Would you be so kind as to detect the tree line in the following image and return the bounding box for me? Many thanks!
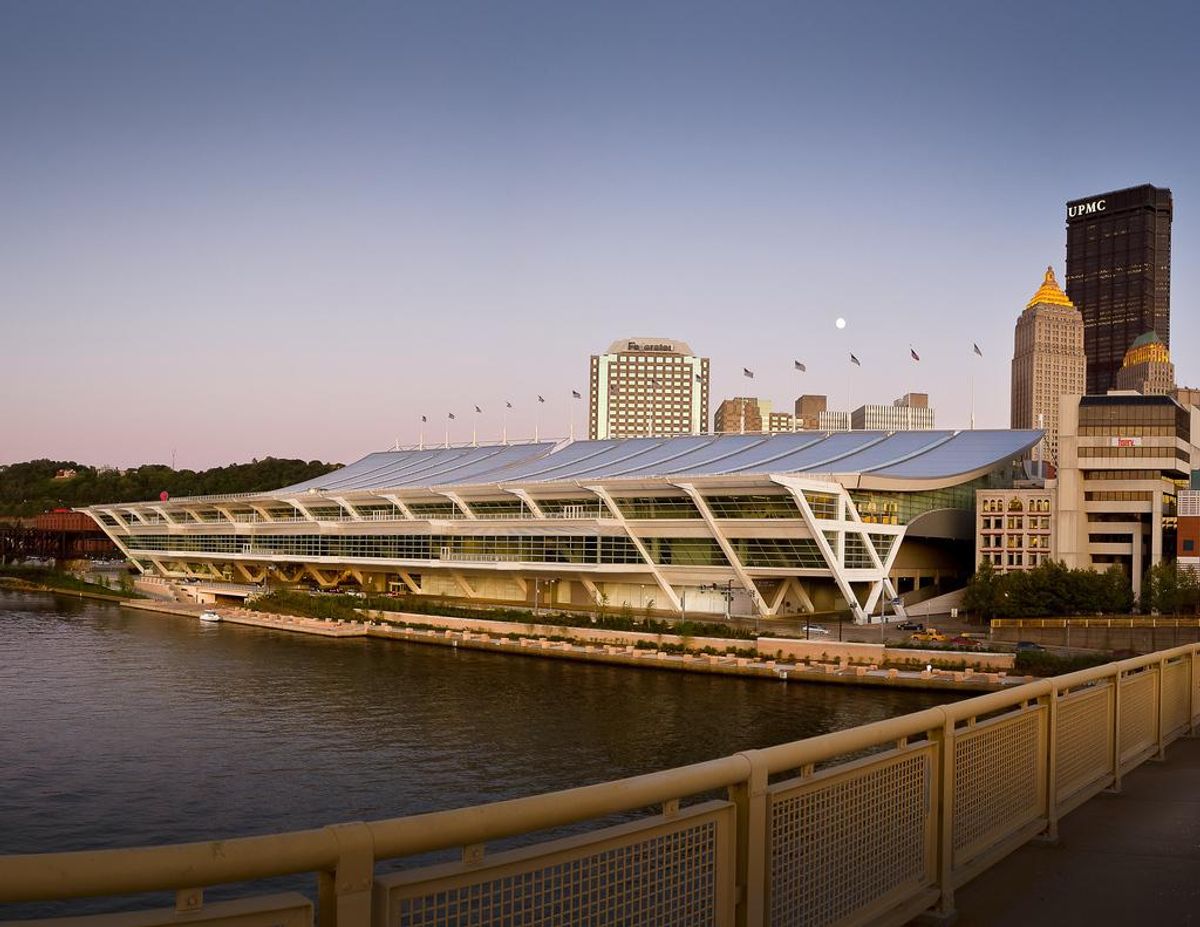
[964,558,1200,618]
[0,458,341,517]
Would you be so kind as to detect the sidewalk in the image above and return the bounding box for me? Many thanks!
[950,734,1200,925]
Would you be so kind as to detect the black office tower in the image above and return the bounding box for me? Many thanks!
[1065,184,1172,395]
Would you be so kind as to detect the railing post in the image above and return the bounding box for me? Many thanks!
[1041,684,1060,843]
[1156,657,1167,760]
[1109,666,1123,793]
[1192,646,1199,736]
[318,822,375,927]
[729,749,769,927]
[930,710,956,920]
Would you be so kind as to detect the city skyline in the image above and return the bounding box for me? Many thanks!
[3,1,1199,469]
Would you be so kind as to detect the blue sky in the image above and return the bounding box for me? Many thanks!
[3,0,1197,467]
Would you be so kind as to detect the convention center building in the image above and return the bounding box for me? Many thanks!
[83,430,1040,622]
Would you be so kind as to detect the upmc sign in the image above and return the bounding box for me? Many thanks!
[1067,199,1106,218]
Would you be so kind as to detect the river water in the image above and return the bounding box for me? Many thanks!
[0,590,954,917]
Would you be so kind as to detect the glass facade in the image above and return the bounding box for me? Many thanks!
[125,533,645,565]
[1065,185,1172,394]
[705,495,801,519]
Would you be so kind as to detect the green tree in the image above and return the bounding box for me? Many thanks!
[964,559,1004,619]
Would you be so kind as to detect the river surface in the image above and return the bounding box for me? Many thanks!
[0,590,955,917]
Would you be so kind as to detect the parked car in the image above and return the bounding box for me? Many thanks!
[897,620,925,631]
[799,624,831,636]
[910,628,948,643]
[1016,640,1046,652]
[948,635,982,650]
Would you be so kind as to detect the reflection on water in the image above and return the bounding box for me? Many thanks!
[0,590,954,915]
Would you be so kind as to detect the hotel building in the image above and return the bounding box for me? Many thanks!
[589,339,709,439]
[1010,266,1086,466]
[82,429,1041,623]
[1065,184,1173,395]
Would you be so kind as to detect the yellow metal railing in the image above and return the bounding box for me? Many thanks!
[2,644,1197,927]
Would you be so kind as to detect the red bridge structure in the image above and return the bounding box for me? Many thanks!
[0,511,119,564]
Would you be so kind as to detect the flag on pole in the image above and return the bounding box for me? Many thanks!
[909,347,920,362]
[506,401,513,409]
[794,361,806,372]
[448,412,456,420]
[571,390,582,399]
[850,354,861,367]
[537,395,545,404]
[973,343,983,357]
[743,367,754,379]
[474,405,482,414]
[421,415,427,423]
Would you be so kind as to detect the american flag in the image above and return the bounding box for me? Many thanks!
[910,347,920,362]
[743,367,754,379]
[794,361,806,372]
[973,343,984,357]
[850,354,861,367]
[571,390,582,399]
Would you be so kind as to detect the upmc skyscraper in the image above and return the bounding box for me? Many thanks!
[1065,183,1172,395]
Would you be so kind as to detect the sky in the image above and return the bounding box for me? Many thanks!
[3,0,1198,469]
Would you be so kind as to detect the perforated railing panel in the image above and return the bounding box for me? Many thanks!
[1118,671,1157,765]
[1054,685,1112,805]
[952,709,1044,868]
[1162,661,1190,739]
[376,803,734,927]
[767,746,935,927]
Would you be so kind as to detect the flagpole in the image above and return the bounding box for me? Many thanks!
[419,418,425,451]
[445,416,450,449]
[502,406,508,445]
[535,400,541,442]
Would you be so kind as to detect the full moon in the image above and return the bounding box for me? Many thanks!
[835,317,846,329]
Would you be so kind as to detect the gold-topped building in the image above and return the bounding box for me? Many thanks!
[1114,331,1175,395]
[1011,266,1086,466]
[1025,266,1077,309]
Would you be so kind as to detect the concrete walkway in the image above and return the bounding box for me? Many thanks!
[951,734,1200,925]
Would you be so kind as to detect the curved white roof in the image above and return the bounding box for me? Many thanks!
[278,430,1041,495]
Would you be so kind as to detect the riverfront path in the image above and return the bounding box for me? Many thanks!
[951,734,1200,925]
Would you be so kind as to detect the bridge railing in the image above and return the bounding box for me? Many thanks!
[1,644,1197,926]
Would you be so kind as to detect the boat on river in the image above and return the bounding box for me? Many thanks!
[198,610,222,623]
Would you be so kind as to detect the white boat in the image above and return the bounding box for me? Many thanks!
[198,610,222,623]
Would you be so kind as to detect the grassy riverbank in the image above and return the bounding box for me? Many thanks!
[0,565,141,599]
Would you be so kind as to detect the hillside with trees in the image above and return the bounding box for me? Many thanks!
[0,458,341,517]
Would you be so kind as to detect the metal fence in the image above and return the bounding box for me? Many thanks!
[2,644,1197,926]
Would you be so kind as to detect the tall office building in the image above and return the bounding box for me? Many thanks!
[794,395,828,430]
[1010,266,1086,465]
[1114,331,1175,396]
[850,394,934,430]
[1065,184,1172,394]
[588,338,709,439]
[714,397,768,434]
